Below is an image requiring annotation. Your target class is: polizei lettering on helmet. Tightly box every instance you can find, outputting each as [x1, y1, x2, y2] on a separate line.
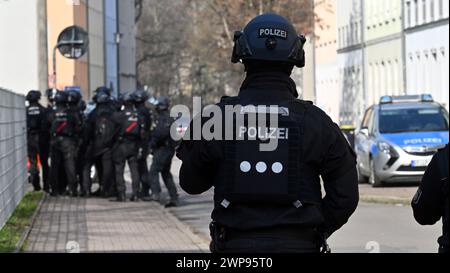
[258, 28, 288, 40]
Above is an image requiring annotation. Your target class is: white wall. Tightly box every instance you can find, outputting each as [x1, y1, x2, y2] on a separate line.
[406, 23, 449, 109]
[316, 62, 340, 123]
[0, 0, 40, 95]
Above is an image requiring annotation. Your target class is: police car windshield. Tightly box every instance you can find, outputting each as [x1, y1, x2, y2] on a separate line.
[379, 107, 449, 133]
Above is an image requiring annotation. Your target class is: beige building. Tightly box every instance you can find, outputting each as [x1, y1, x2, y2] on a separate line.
[314, 0, 340, 122]
[46, 0, 89, 97]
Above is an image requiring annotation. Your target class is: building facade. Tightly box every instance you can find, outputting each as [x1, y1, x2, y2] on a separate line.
[117, 0, 137, 92]
[104, 0, 119, 96]
[364, 0, 405, 109]
[337, 0, 365, 126]
[314, 0, 340, 122]
[46, 0, 89, 98]
[404, 0, 449, 109]
[87, 0, 105, 94]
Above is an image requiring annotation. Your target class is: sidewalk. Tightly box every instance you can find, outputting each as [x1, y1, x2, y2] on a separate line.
[25, 193, 209, 253]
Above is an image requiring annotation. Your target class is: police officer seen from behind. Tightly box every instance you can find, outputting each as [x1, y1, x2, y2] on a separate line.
[132, 90, 153, 200]
[26, 90, 46, 192]
[83, 88, 116, 197]
[178, 13, 359, 253]
[112, 93, 144, 202]
[149, 96, 179, 207]
[49, 91, 82, 197]
[412, 145, 449, 253]
[39, 89, 57, 193]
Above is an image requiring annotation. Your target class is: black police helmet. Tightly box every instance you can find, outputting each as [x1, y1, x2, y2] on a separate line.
[157, 96, 170, 111]
[67, 90, 82, 104]
[96, 92, 110, 105]
[231, 13, 306, 68]
[94, 86, 111, 96]
[54, 91, 69, 105]
[131, 90, 148, 104]
[46, 88, 58, 102]
[26, 90, 42, 103]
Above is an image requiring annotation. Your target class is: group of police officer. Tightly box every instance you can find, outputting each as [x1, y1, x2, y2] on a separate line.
[25, 87, 179, 207]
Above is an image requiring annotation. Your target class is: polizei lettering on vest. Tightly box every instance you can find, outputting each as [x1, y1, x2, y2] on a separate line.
[258, 28, 288, 39]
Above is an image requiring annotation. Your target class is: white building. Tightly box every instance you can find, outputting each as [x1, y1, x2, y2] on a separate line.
[0, 0, 47, 95]
[337, 0, 365, 126]
[404, 0, 449, 109]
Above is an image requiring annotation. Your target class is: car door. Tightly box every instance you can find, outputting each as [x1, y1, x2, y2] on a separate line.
[356, 107, 374, 175]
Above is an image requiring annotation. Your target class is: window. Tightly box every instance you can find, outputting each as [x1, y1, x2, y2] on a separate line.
[423, 0, 427, 22]
[361, 108, 373, 129]
[406, 1, 412, 27]
[430, 0, 435, 21]
[415, 0, 419, 24]
[379, 108, 449, 133]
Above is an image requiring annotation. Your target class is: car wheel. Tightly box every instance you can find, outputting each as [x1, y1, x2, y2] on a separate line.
[369, 159, 383, 188]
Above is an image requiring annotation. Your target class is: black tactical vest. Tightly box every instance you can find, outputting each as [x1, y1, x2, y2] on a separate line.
[51, 107, 75, 137]
[214, 96, 321, 209]
[94, 108, 116, 148]
[27, 104, 42, 134]
[120, 109, 142, 140]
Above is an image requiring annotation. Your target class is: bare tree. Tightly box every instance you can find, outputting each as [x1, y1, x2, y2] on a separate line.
[136, 0, 316, 105]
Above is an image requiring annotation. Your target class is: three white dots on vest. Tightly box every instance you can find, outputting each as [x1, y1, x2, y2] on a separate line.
[240, 161, 284, 174]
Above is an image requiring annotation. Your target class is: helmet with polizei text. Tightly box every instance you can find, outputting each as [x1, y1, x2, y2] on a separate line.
[231, 13, 306, 68]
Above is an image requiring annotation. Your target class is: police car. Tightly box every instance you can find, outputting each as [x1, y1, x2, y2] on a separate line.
[355, 94, 449, 187]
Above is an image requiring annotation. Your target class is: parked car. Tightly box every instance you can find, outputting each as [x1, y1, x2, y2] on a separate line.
[355, 94, 449, 187]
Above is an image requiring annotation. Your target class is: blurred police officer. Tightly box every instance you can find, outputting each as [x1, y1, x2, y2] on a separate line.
[178, 13, 359, 253]
[112, 94, 144, 202]
[83, 88, 117, 197]
[26, 90, 46, 191]
[67, 90, 86, 193]
[412, 145, 449, 253]
[49, 91, 83, 197]
[132, 90, 153, 199]
[149, 97, 179, 207]
[39, 89, 57, 193]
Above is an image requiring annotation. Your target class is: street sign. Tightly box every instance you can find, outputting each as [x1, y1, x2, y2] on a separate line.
[57, 26, 89, 59]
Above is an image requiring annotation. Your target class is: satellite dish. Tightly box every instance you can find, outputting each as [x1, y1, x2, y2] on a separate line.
[57, 26, 89, 59]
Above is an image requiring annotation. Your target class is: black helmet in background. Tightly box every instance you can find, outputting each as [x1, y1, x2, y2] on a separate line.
[26, 90, 42, 103]
[131, 90, 148, 104]
[156, 96, 170, 112]
[54, 91, 69, 105]
[96, 92, 110, 105]
[67, 89, 82, 105]
[231, 13, 306, 68]
[46, 88, 58, 104]
[94, 86, 111, 96]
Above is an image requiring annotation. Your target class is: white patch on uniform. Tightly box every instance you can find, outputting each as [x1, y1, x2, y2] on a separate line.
[256, 162, 267, 173]
[272, 162, 283, 174]
[240, 161, 251, 173]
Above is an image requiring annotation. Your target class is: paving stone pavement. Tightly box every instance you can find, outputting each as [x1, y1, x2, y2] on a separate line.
[25, 159, 210, 253]
[25, 194, 209, 253]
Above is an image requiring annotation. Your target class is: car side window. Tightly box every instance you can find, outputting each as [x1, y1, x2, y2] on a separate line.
[361, 108, 373, 129]
[367, 110, 375, 135]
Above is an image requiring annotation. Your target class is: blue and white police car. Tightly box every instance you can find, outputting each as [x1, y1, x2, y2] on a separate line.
[355, 94, 449, 187]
